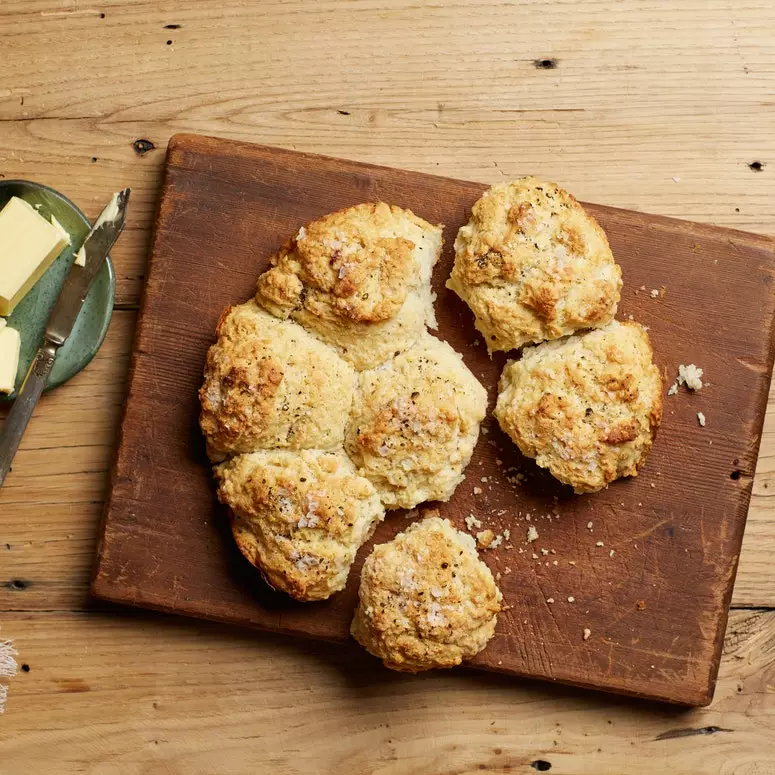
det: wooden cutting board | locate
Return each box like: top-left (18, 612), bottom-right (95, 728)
top-left (92, 133), bottom-right (775, 706)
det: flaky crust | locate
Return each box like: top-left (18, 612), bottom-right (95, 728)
top-left (351, 514), bottom-right (501, 672)
top-left (494, 320), bottom-right (663, 493)
top-left (199, 301), bottom-right (355, 461)
top-left (345, 334), bottom-right (488, 509)
top-left (216, 449), bottom-right (385, 601)
top-left (447, 178), bottom-right (622, 351)
top-left (256, 202), bottom-right (443, 370)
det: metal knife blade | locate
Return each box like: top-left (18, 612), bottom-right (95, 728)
top-left (0, 189), bottom-right (130, 487)
top-left (46, 188), bottom-right (130, 346)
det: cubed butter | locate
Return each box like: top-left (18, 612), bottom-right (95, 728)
top-left (0, 325), bottom-right (21, 394)
top-left (0, 196), bottom-right (70, 316)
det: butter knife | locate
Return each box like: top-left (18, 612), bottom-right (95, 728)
top-left (0, 189), bottom-right (130, 487)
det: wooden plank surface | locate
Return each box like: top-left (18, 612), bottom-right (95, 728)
top-left (1, 0), bottom-right (774, 769)
top-left (92, 133), bottom-right (775, 706)
top-left (0, 608), bottom-right (773, 775)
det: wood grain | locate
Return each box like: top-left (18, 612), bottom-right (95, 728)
top-left (1, 0), bottom-right (774, 768)
top-left (92, 134), bottom-right (775, 706)
top-left (0, 608), bottom-right (773, 775)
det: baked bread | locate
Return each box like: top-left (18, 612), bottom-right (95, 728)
top-left (216, 449), bottom-right (385, 601)
top-left (351, 514), bottom-right (502, 672)
top-left (199, 301), bottom-right (355, 462)
top-left (447, 178), bottom-right (622, 352)
top-left (345, 334), bottom-right (487, 509)
top-left (494, 320), bottom-right (662, 493)
top-left (256, 202), bottom-right (443, 370)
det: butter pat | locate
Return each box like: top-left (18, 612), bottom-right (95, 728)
top-left (0, 196), bottom-right (70, 315)
top-left (0, 325), bottom-right (21, 394)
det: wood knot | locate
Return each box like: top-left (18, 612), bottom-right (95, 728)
top-left (133, 139), bottom-right (156, 156)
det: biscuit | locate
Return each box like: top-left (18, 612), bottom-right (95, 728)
top-left (216, 449), bottom-right (385, 601)
top-left (447, 178), bottom-right (622, 351)
top-left (345, 334), bottom-right (487, 509)
top-left (351, 514), bottom-right (502, 672)
top-left (199, 301), bottom-right (355, 462)
top-left (494, 320), bottom-right (662, 493)
top-left (256, 202), bottom-right (443, 370)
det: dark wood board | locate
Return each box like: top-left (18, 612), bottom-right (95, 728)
top-left (92, 133), bottom-right (775, 706)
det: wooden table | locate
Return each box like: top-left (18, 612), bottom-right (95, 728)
top-left (1, 2), bottom-right (773, 772)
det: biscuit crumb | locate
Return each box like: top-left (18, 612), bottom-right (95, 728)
top-left (587, 521), bottom-right (593, 530)
top-left (636, 600), bottom-right (646, 610)
top-left (526, 526), bottom-right (539, 543)
top-left (503, 529), bottom-right (510, 541)
top-left (531, 553), bottom-right (539, 560)
top-left (465, 514), bottom-right (483, 531)
top-left (583, 628), bottom-right (591, 640)
top-left (667, 383), bottom-right (678, 396)
top-left (547, 598), bottom-right (555, 604)
top-left (568, 560), bottom-right (576, 566)
top-left (650, 289), bottom-right (659, 298)
top-left (677, 363), bottom-right (704, 391)
top-left (473, 486), bottom-right (483, 495)
top-left (541, 548), bottom-right (550, 556)
top-left (567, 596), bottom-right (575, 603)
top-left (595, 541), bottom-right (604, 547)
top-left (476, 529), bottom-right (495, 549)
top-left (609, 549), bottom-right (615, 557)
top-left (697, 411), bottom-right (706, 427)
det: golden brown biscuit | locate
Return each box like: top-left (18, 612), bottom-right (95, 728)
top-left (447, 178), bottom-right (622, 351)
top-left (256, 202), bottom-right (443, 370)
top-left (216, 449), bottom-right (385, 601)
top-left (494, 320), bottom-right (662, 493)
top-left (351, 514), bottom-right (502, 672)
top-left (199, 301), bottom-right (355, 461)
top-left (345, 334), bottom-right (487, 509)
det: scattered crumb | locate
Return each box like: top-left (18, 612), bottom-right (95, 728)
top-left (476, 529), bottom-right (495, 549)
top-left (568, 560), bottom-right (577, 566)
top-left (547, 598), bottom-right (555, 604)
top-left (639, 285), bottom-right (646, 291)
top-left (583, 628), bottom-right (591, 641)
top-left (677, 363), bottom-right (704, 391)
top-left (672, 176), bottom-right (681, 183)
top-left (465, 513), bottom-right (483, 531)
top-left (650, 482), bottom-right (656, 488)
top-left (595, 541), bottom-right (604, 547)
top-left (527, 526), bottom-right (539, 543)
top-left (650, 288), bottom-right (659, 298)
top-left (636, 600), bottom-right (646, 610)
top-left (541, 548), bottom-right (550, 556)
top-left (587, 521), bottom-right (593, 530)
top-left (473, 486), bottom-right (483, 495)
top-left (567, 596), bottom-right (575, 603)
top-left (552, 560), bottom-right (558, 566)
top-left (504, 567), bottom-right (512, 575)
top-left (495, 571), bottom-right (502, 581)
top-left (532, 553), bottom-right (539, 560)
top-left (698, 411), bottom-right (706, 427)
top-left (480, 477), bottom-right (489, 483)
top-left (503, 529), bottom-right (510, 541)
top-left (490, 534), bottom-right (503, 549)
top-left (667, 383), bottom-right (678, 396)
top-left (609, 549), bottom-right (615, 557)
top-left (481, 427), bottom-right (489, 435)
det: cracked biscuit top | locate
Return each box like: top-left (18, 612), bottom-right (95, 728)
top-left (256, 202), bottom-right (442, 370)
top-left (448, 178), bottom-right (622, 352)
top-left (199, 301), bottom-right (355, 461)
top-left (351, 514), bottom-right (502, 672)
top-left (494, 320), bottom-right (662, 493)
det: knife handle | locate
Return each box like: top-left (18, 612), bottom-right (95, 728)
top-left (0, 342), bottom-right (58, 487)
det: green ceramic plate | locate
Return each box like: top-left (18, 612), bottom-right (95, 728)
top-left (0, 180), bottom-right (115, 401)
